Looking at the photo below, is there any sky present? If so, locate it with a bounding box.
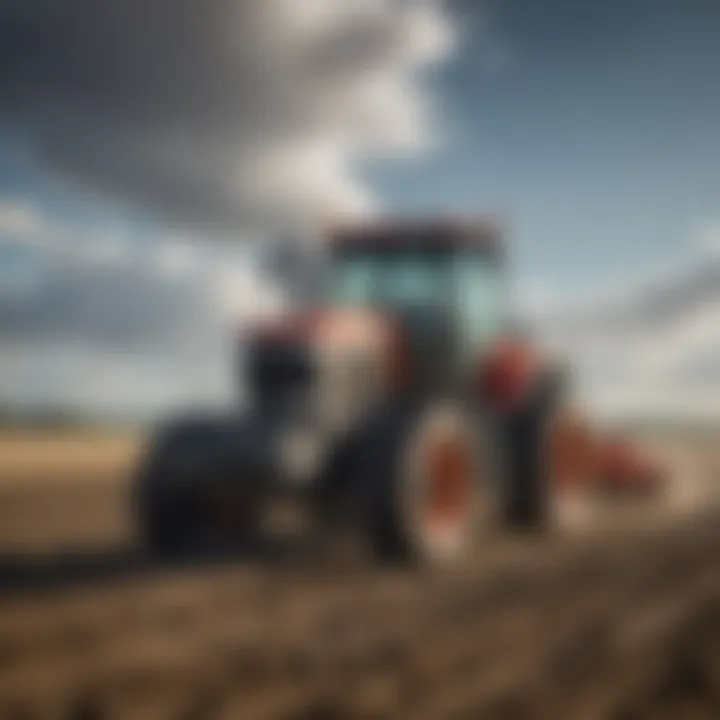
[0,0,720,421]
[371,0,720,282]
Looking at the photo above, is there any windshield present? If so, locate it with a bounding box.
[325,248,506,352]
[327,250,452,309]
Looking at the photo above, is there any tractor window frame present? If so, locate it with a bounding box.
[451,250,508,356]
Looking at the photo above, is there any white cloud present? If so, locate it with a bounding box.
[536,229,720,423]
[0,1,464,416]
[80,233,134,268]
[152,240,200,280]
[698,222,720,255]
[0,202,281,417]
[0,341,237,418]
[0,0,457,233]
[0,199,47,242]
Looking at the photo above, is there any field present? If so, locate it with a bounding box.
[0,432,718,719]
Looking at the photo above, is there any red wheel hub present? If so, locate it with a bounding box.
[425,437,472,531]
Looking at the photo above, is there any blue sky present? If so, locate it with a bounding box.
[369,0,720,284]
[1,0,720,420]
[3,0,720,284]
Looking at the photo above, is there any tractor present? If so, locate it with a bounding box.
[134,218,662,565]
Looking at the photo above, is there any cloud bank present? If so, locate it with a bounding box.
[0,0,455,232]
[532,237,720,423]
[0,1,457,417]
[0,200,283,417]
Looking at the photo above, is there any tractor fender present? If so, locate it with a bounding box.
[476,338,564,415]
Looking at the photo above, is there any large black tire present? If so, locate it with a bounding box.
[135,476,197,559]
[503,367,579,529]
[358,401,492,566]
[134,434,201,558]
[133,417,264,558]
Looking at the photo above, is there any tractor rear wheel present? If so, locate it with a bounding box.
[363,402,492,565]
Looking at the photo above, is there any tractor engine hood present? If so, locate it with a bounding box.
[248,307,391,355]
[244,307,398,432]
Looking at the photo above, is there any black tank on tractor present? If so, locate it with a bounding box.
[134,219,584,565]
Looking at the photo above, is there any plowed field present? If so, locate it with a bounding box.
[0,434,718,719]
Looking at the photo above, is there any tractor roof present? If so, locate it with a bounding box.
[328,217,502,255]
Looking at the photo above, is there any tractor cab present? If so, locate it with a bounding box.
[324,219,510,378]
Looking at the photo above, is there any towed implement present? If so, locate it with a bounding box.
[134,219,665,565]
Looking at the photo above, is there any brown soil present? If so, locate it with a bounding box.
[0,435,717,719]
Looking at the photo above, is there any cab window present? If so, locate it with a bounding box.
[328,250,450,310]
[453,253,504,352]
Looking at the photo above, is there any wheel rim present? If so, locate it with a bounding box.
[422,435,473,552]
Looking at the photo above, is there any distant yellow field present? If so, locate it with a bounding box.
[0,433,142,482]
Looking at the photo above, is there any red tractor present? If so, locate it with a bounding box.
[134,219,662,564]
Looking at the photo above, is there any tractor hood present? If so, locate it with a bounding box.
[245,301,462,409]
[244,307,404,425]
[248,307,391,355]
